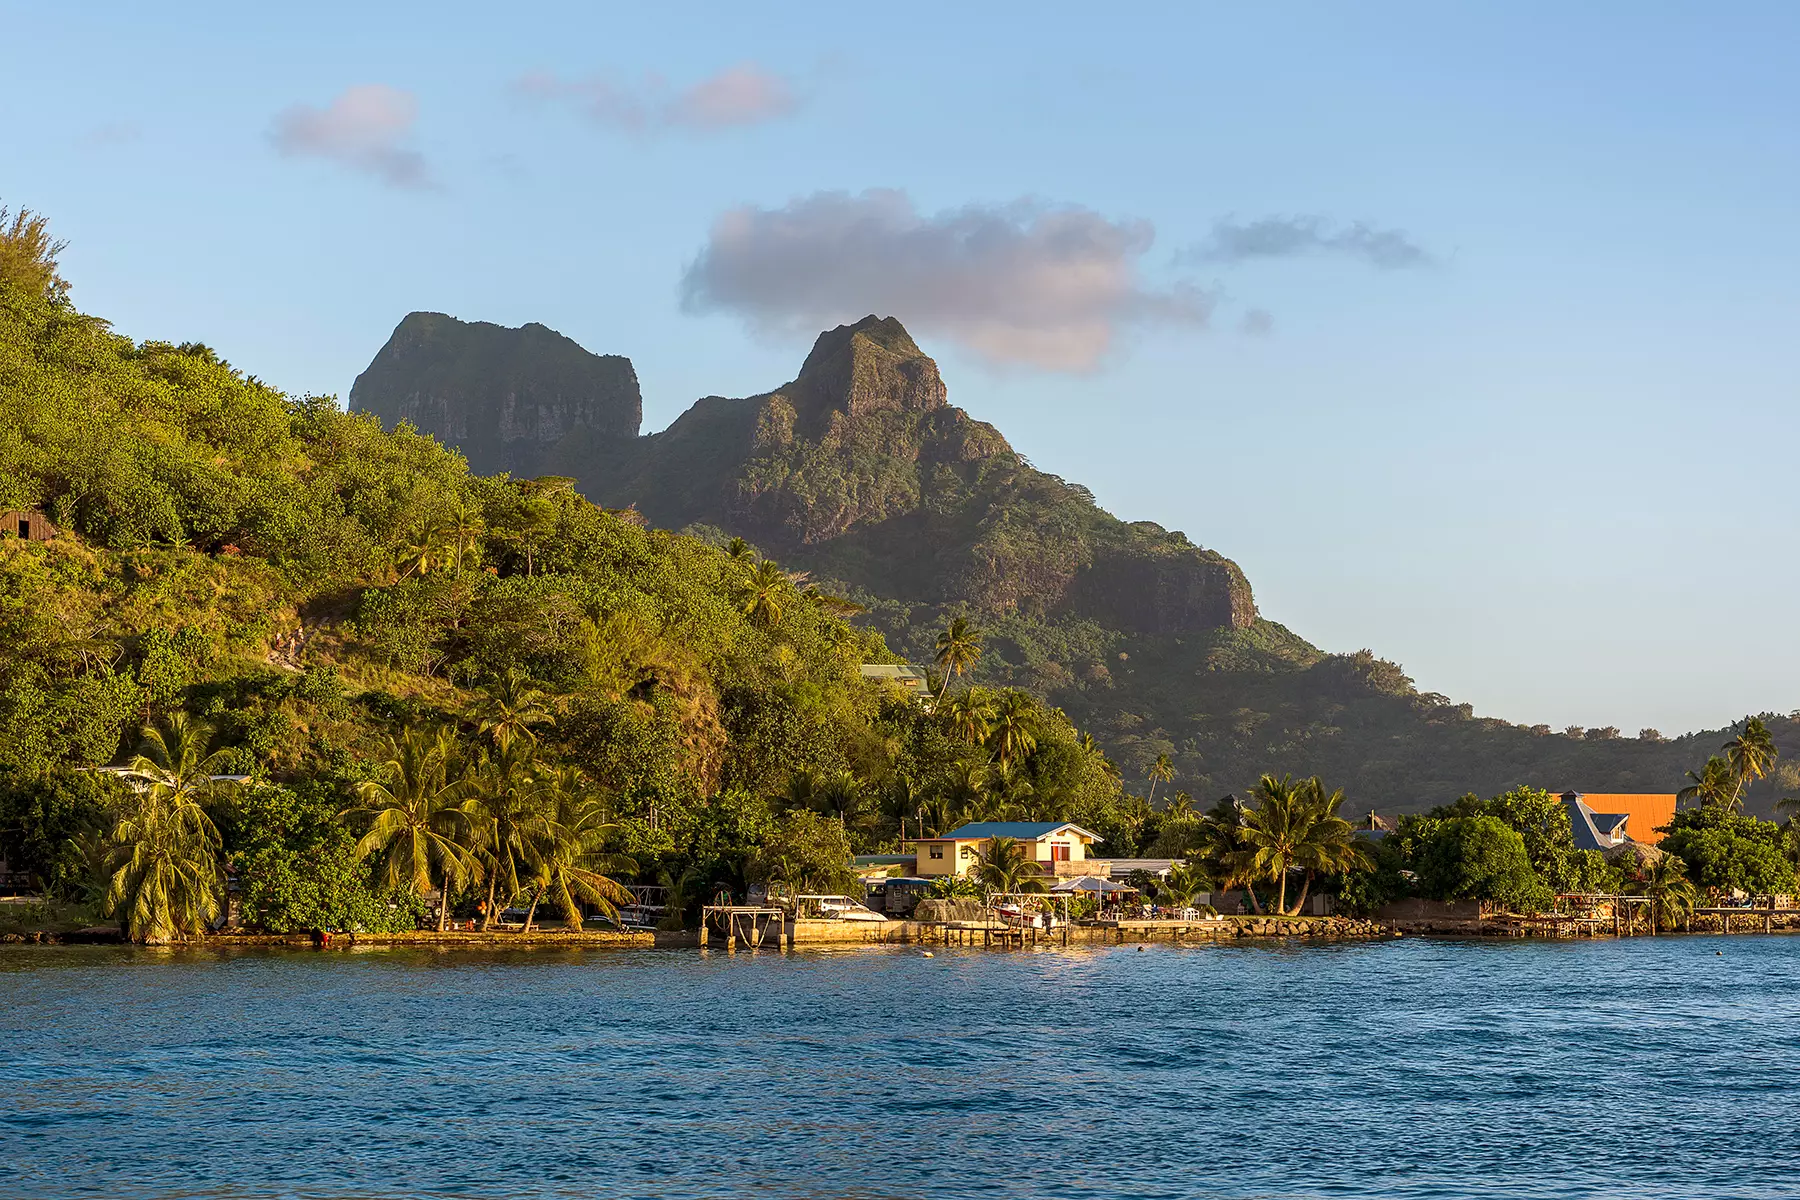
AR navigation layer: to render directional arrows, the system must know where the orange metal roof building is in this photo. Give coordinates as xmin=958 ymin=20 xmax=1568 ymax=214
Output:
xmin=1564 ymin=793 xmax=1678 ymax=845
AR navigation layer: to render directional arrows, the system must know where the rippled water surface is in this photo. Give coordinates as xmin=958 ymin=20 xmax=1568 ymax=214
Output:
xmin=5 ymin=935 xmax=1800 ymax=1199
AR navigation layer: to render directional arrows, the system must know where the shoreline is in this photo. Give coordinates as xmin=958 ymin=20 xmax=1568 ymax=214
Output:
xmin=10 ymin=910 xmax=1798 ymax=949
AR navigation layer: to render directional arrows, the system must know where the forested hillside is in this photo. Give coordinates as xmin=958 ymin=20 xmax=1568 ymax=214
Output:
xmin=351 ymin=312 xmax=1800 ymax=813
xmin=0 ymin=208 xmax=1168 ymax=937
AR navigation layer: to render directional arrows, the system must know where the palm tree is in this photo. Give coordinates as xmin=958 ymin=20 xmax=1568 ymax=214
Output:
xmin=351 ymin=729 xmax=478 ymax=931
xmin=736 ymin=559 xmax=788 ymax=629
xmin=397 ymin=524 xmax=444 ymax=578
xmin=105 ymin=791 xmax=223 ymax=943
xmin=933 ymin=617 xmax=983 ymax=701
xmin=814 ymin=769 xmax=868 ymax=827
xmin=519 ymin=768 xmax=636 ymax=932
xmin=129 ymin=712 xmax=239 ymax=800
xmin=1628 ymin=853 xmax=1698 ymax=931
xmin=1679 ymin=756 xmax=1739 ymax=810
xmin=1155 ymin=861 xmax=1213 ymax=909
xmin=941 ymin=689 xmax=996 ymax=747
xmin=724 ymin=536 xmax=753 ymax=563
xmin=984 ymin=690 xmax=1038 ymax=775
xmin=104 ymin=716 xmax=235 ymax=943
xmin=1146 ymin=753 xmax=1174 ymax=807
xmin=469 ymin=667 xmax=552 ymax=751
xmin=439 ymin=501 xmax=486 ymax=572
xmin=972 ymin=836 xmax=1047 ymax=898
xmin=1233 ymin=775 xmax=1369 ymax=916
xmin=468 ymin=740 xmax=544 ymax=930
xmin=1722 ymin=717 xmax=1778 ymax=806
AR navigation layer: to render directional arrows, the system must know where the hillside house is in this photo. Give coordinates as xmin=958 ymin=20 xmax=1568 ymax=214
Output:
xmin=1561 ymin=792 xmax=1677 ymax=849
xmin=909 ymin=820 xmax=1107 ymax=879
xmin=858 ymin=663 xmax=929 ymax=697
xmin=0 ymin=510 xmax=55 ymax=542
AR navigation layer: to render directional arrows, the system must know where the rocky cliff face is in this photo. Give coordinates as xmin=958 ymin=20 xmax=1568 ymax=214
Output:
xmin=349 ymin=313 xmax=640 ymax=477
xmin=352 ymin=311 xmax=1256 ymax=635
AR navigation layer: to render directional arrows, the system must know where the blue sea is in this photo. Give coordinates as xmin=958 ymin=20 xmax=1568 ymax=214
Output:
xmin=4 ymin=935 xmax=1800 ymax=1199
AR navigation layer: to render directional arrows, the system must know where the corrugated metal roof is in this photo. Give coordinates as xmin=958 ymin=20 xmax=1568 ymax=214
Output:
xmin=938 ymin=821 xmax=1105 ymax=843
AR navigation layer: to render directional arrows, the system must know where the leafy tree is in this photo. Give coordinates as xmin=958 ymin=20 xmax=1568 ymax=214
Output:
xmin=0 ymin=767 xmax=115 ymax=897
xmin=1659 ymin=806 xmax=1796 ymax=897
xmin=0 ymin=205 xmax=69 ymax=301
xmin=228 ymin=783 xmax=424 ymax=933
xmin=746 ymin=809 xmax=855 ymax=899
xmin=468 ymin=739 xmax=542 ymax=929
xmin=1155 ymin=860 xmax=1212 ymax=908
xmin=1410 ymin=815 xmax=1548 ymax=911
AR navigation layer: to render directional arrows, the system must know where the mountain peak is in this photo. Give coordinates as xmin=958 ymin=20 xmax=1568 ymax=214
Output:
xmin=788 ymin=315 xmax=945 ymax=420
xmin=350 ymin=312 xmax=640 ymax=477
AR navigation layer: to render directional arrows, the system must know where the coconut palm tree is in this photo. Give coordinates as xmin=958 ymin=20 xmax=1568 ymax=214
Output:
xmin=984 ymin=690 xmax=1038 ymax=775
xmin=439 ymin=502 xmax=486 ymax=572
xmin=1722 ymin=717 xmax=1778 ymax=807
xmin=351 ymin=728 xmax=478 ymax=931
xmin=813 ymin=769 xmax=868 ymax=827
xmin=104 ymin=716 xmax=237 ymax=943
xmin=972 ymin=836 xmax=1047 ymax=897
xmin=725 ymin=536 xmax=753 ymax=563
xmin=397 ymin=524 xmax=445 ymax=578
xmin=1146 ymin=753 xmax=1175 ymax=807
xmin=941 ymin=689 xmax=996 ymax=747
xmin=469 ymin=667 xmax=552 ymax=751
xmin=1155 ymin=861 xmax=1213 ymax=910
xmin=468 ymin=739 xmax=544 ymax=930
xmin=1233 ymin=775 xmax=1369 ymax=916
xmin=105 ymin=791 xmax=223 ymax=943
xmin=129 ymin=712 xmax=240 ymax=801
xmin=933 ymin=617 xmax=983 ymax=701
xmin=518 ymin=768 xmax=635 ymax=932
xmin=1628 ymin=852 xmax=1698 ymax=931
xmin=736 ymin=559 xmax=788 ymax=629
xmin=1679 ymin=756 xmax=1739 ymax=810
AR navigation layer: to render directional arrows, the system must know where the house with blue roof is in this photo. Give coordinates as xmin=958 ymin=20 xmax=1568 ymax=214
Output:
xmin=908 ymin=820 xmax=1107 ymax=879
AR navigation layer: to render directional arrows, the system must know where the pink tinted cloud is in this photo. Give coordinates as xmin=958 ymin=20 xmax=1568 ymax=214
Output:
xmin=516 ymin=63 xmax=799 ymax=133
xmin=681 ymin=189 xmax=1211 ymax=372
xmin=270 ymin=85 xmax=432 ymax=189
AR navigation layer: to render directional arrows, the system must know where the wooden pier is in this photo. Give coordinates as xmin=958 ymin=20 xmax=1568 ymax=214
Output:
xmin=699 ymin=905 xmax=784 ymax=950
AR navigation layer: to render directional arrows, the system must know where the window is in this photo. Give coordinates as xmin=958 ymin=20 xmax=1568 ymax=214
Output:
xmin=928 ymin=845 xmax=944 ymax=860
xmin=960 ymin=845 xmax=974 ymax=859
xmin=1051 ymin=843 xmax=1071 ymax=862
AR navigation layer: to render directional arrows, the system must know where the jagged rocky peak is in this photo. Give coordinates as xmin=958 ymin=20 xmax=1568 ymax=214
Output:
xmin=349 ymin=312 xmax=641 ymax=477
xmin=784 ymin=315 xmax=948 ymax=422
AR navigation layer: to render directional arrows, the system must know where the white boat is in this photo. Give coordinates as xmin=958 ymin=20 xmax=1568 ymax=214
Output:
xmin=807 ymin=894 xmax=888 ymax=922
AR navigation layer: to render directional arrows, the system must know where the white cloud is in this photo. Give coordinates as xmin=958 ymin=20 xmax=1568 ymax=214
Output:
xmin=270 ymin=85 xmax=432 ymax=189
xmin=679 ymin=189 xmax=1210 ymax=371
xmin=515 ymin=63 xmax=799 ymax=133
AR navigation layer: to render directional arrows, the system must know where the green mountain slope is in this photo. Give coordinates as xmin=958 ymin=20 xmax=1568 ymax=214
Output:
xmin=350 ymin=311 xmax=1800 ymax=814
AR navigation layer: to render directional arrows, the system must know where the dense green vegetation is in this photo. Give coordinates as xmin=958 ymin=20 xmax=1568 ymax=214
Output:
xmin=0 ymin=209 xmax=1148 ymax=940
xmin=4 ymin=206 xmax=1797 ymax=943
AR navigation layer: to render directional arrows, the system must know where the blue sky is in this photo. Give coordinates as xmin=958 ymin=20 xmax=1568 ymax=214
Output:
xmin=4 ymin=1 xmax=1796 ymax=735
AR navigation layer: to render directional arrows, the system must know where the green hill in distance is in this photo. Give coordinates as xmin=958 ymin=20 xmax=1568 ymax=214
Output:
xmin=351 ymin=311 xmax=1800 ymax=814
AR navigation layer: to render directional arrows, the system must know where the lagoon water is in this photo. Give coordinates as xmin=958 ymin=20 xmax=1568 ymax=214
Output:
xmin=4 ymin=936 xmax=1800 ymax=1200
